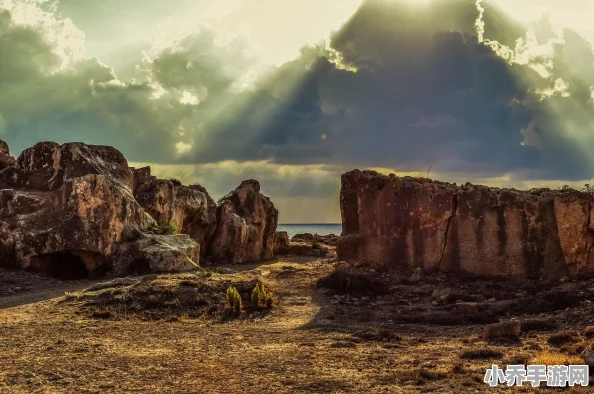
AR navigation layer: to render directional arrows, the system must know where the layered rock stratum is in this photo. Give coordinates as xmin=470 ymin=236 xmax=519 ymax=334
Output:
xmin=338 ymin=169 xmax=594 ymax=279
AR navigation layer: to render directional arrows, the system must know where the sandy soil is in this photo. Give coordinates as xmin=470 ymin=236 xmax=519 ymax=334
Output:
xmin=1 ymin=257 xmax=594 ymax=393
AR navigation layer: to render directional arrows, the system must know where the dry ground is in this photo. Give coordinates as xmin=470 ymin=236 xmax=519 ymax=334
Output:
xmin=1 ymin=257 xmax=594 ymax=393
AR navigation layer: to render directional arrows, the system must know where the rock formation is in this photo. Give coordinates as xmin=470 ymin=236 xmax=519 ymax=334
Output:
xmin=131 ymin=166 xmax=217 ymax=255
xmin=0 ymin=141 xmax=197 ymax=278
xmin=291 ymin=233 xmax=339 ymax=246
xmin=273 ymin=231 xmax=290 ymax=255
xmin=207 ymin=180 xmax=278 ymax=264
xmin=338 ymin=169 xmax=594 ymax=279
xmin=111 ymin=233 xmax=199 ymax=275
xmin=0 ymin=140 xmax=16 ymax=170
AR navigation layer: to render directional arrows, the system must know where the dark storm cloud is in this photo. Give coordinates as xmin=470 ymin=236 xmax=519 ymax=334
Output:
xmin=1 ymin=0 xmax=594 ymax=182
xmin=184 ymin=0 xmax=594 ymax=180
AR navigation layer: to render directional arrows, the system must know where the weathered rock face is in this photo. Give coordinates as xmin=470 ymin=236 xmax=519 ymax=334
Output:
xmin=132 ymin=167 xmax=217 ymax=256
xmin=207 ymin=180 xmax=278 ymax=264
xmin=111 ymin=233 xmax=199 ymax=275
xmin=0 ymin=141 xmax=161 ymax=277
xmin=338 ymin=170 xmax=594 ymax=279
xmin=0 ymin=140 xmax=16 ymax=171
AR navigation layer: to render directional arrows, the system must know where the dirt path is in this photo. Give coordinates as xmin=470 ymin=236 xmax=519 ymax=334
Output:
xmin=1 ymin=259 xmax=592 ymax=393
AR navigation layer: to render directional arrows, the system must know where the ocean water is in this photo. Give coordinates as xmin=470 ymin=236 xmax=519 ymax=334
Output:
xmin=277 ymin=224 xmax=342 ymax=238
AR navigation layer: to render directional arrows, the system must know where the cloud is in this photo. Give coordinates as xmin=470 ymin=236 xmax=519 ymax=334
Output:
xmin=1 ymin=0 xmax=594 ymax=225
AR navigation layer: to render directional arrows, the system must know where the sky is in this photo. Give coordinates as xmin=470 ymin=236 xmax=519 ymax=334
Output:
xmin=0 ymin=0 xmax=593 ymax=223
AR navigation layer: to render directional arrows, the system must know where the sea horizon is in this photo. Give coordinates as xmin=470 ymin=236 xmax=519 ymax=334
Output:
xmin=277 ymin=223 xmax=342 ymax=238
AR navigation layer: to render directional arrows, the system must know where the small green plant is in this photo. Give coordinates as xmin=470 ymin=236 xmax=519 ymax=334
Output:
xmin=251 ymin=283 xmax=274 ymax=309
xmin=312 ymin=241 xmax=322 ymax=250
xmin=226 ymin=286 xmax=242 ymax=315
xmin=150 ymin=221 xmax=178 ymax=235
xmin=581 ymin=181 xmax=594 ymax=196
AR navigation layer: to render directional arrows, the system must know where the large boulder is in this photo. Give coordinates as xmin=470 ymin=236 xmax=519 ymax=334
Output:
xmin=207 ymin=180 xmax=278 ymax=264
xmin=337 ymin=169 xmax=594 ymax=279
xmin=132 ymin=166 xmax=217 ymax=256
xmin=110 ymin=233 xmax=199 ymax=275
xmin=0 ymin=141 xmax=158 ymax=277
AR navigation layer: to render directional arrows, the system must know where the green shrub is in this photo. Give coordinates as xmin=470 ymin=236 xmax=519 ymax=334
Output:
xmin=312 ymin=241 xmax=322 ymax=250
xmin=226 ymin=286 xmax=242 ymax=315
xmin=251 ymin=283 xmax=274 ymax=309
xmin=150 ymin=221 xmax=178 ymax=235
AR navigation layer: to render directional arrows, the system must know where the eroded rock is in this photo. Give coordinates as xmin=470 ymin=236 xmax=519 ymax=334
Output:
xmin=132 ymin=166 xmax=217 ymax=255
xmin=207 ymin=180 xmax=278 ymax=264
xmin=0 ymin=140 xmax=15 ymax=171
xmin=111 ymin=233 xmax=199 ymax=275
xmin=0 ymin=141 xmax=195 ymax=277
xmin=273 ymin=231 xmax=290 ymax=255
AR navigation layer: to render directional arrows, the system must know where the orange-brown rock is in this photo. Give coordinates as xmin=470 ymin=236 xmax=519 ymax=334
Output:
xmin=338 ymin=170 xmax=594 ymax=279
xmin=207 ymin=180 xmax=278 ymax=264
xmin=131 ymin=166 xmax=217 ymax=256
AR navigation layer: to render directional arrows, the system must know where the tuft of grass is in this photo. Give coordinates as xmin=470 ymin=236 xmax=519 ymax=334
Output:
xmin=251 ymin=283 xmax=274 ymax=309
xmin=530 ymin=351 xmax=583 ymax=366
xmin=460 ymin=348 xmax=503 ymax=360
xmin=547 ymin=330 xmax=580 ymax=347
xmin=150 ymin=221 xmax=178 ymax=235
xmin=64 ymin=291 xmax=80 ymax=301
xmin=226 ymin=286 xmax=242 ymax=316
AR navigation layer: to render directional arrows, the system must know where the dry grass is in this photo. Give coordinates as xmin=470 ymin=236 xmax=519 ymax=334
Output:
xmin=547 ymin=330 xmax=580 ymax=347
xmin=460 ymin=348 xmax=503 ymax=360
xmin=530 ymin=351 xmax=584 ymax=366
xmin=3 ymin=259 xmax=594 ymax=393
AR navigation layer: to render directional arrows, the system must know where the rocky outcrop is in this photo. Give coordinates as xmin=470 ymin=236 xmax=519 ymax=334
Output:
xmin=131 ymin=166 xmax=217 ymax=255
xmin=111 ymin=233 xmax=199 ymax=275
xmin=207 ymin=180 xmax=278 ymax=264
xmin=273 ymin=231 xmax=290 ymax=255
xmin=0 ymin=140 xmax=16 ymax=171
xmin=292 ymin=233 xmax=339 ymax=246
xmin=338 ymin=169 xmax=594 ymax=279
xmin=0 ymin=140 xmax=200 ymax=278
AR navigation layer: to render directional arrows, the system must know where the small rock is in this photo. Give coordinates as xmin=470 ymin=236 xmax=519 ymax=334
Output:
xmin=432 ymin=288 xmax=452 ymax=304
xmin=408 ymin=267 xmax=426 ymax=284
xmin=483 ymin=321 xmax=522 ymax=341
xmin=581 ymin=349 xmax=594 ymax=367
xmin=585 ymin=326 xmax=594 ymax=338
